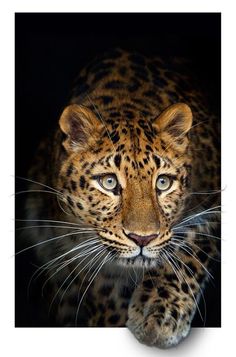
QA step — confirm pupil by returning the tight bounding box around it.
[107,177,114,185]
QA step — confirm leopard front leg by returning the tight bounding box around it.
[127,253,210,348]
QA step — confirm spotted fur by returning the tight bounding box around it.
[23,49,220,348]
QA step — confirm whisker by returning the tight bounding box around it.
[57,196,72,216]
[47,244,104,310]
[16,225,100,231]
[188,189,223,195]
[72,248,109,307]
[174,206,221,228]
[169,242,214,280]
[171,238,220,263]
[15,218,102,229]
[14,189,63,197]
[16,230,99,255]
[15,175,62,194]
[165,248,204,321]
[173,230,221,241]
[172,221,220,230]
[27,238,100,296]
[75,251,113,325]
[169,244,207,325]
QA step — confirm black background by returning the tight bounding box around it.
[15,13,221,327]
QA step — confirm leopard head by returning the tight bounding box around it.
[57,102,192,267]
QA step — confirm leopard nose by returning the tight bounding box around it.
[127,232,158,247]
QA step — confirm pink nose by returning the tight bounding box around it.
[127,233,158,247]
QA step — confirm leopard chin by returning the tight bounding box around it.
[116,254,162,269]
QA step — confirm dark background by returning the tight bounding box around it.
[15,13,221,327]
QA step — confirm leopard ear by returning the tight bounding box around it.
[154,103,193,151]
[59,104,103,152]
[154,103,192,136]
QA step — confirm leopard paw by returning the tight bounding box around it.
[127,309,191,348]
[126,284,194,348]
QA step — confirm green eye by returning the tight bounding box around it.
[99,174,118,191]
[156,175,172,191]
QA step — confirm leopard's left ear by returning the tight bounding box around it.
[153,103,193,152]
[154,103,193,137]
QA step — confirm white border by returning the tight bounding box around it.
[1,1,236,356]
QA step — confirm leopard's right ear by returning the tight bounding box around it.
[59,104,103,153]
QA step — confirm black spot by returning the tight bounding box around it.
[120,286,133,300]
[79,175,86,189]
[89,61,114,74]
[105,80,126,89]
[165,273,177,282]
[143,279,154,289]
[158,287,169,299]
[136,127,141,135]
[111,132,120,144]
[181,283,189,294]
[76,202,84,210]
[170,283,180,292]
[87,299,97,315]
[171,309,178,320]
[108,314,120,324]
[121,301,129,309]
[110,111,120,118]
[66,164,73,177]
[196,250,208,263]
[99,285,113,296]
[159,306,166,314]
[100,95,113,105]
[140,294,149,302]
[67,196,74,207]
[153,155,160,168]
[146,144,153,152]
[117,144,125,151]
[98,304,106,313]
[131,65,148,81]
[71,180,77,191]
[184,262,197,276]
[124,110,135,119]
[107,299,116,310]
[143,90,157,98]
[93,71,110,83]
[128,79,140,92]
[114,154,122,169]
[153,77,168,87]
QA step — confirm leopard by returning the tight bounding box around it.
[18,48,220,348]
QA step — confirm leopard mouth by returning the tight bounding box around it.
[98,230,172,264]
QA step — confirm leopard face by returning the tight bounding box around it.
[57,102,192,268]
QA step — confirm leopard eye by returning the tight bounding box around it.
[156,175,172,191]
[99,174,118,191]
